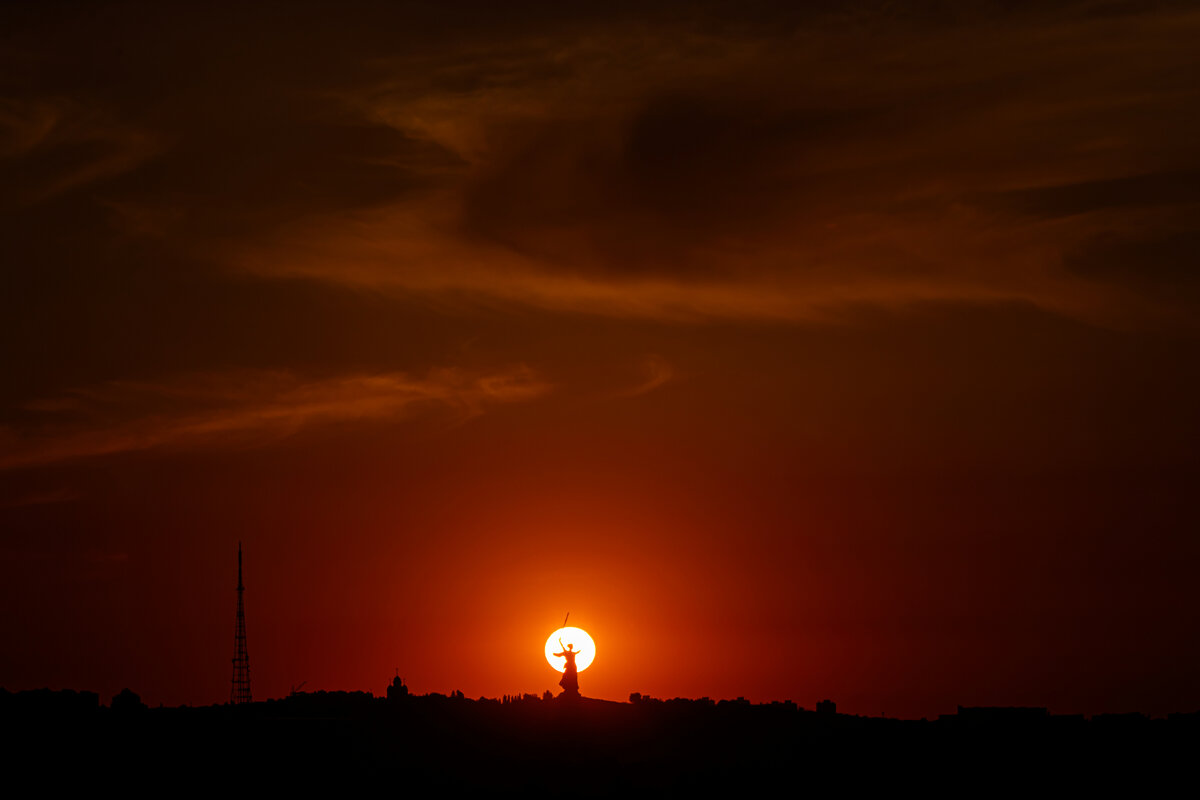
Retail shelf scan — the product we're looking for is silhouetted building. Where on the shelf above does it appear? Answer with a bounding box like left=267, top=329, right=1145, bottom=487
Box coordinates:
left=817, top=699, right=836, bottom=715
left=386, top=675, right=409, bottom=701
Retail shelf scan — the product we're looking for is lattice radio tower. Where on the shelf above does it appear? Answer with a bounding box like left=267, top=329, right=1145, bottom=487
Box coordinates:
left=230, top=542, right=252, bottom=704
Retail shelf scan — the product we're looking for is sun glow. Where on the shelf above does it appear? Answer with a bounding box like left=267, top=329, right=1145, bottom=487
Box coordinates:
left=544, top=627, right=595, bottom=672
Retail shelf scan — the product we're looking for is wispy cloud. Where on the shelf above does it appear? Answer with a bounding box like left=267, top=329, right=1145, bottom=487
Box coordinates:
left=0, top=366, right=550, bottom=471
left=0, top=487, right=79, bottom=509
left=7, top=4, right=1196, bottom=329
left=616, top=355, right=675, bottom=398
left=0, top=96, right=160, bottom=203
left=212, top=5, right=1200, bottom=328
left=227, top=196, right=1073, bottom=323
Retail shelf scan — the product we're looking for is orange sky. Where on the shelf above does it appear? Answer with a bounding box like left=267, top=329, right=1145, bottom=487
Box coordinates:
left=2, top=1, right=1199, bottom=718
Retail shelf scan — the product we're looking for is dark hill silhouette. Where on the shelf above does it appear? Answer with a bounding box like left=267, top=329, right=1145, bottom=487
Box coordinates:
left=4, top=685, right=1197, bottom=793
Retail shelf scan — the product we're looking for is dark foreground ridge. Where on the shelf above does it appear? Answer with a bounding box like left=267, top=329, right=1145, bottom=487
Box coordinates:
left=5, top=684, right=1198, bottom=793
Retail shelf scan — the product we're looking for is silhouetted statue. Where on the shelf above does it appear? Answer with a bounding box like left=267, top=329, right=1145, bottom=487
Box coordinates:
left=554, top=639, right=582, bottom=698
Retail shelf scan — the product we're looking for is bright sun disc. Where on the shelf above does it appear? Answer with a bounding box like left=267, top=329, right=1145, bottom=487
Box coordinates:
left=544, top=627, right=595, bottom=673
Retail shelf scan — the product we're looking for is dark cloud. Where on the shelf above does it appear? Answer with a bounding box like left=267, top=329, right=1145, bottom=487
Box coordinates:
left=5, top=1, right=1200, bottom=314
left=1066, top=228, right=1200, bottom=299
left=434, top=2, right=1200, bottom=300
left=973, top=170, right=1200, bottom=219
left=460, top=92, right=887, bottom=277
left=1, top=1, right=1197, bottom=411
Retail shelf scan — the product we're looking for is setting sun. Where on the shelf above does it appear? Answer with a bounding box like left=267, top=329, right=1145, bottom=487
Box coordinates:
left=545, top=627, right=595, bottom=673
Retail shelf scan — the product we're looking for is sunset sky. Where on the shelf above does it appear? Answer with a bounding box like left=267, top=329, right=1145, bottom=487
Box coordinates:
left=2, top=1, right=1198, bottom=718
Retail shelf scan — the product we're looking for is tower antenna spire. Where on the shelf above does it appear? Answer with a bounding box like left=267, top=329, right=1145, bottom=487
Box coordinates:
left=230, top=542, right=252, bottom=704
